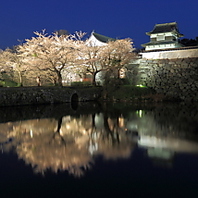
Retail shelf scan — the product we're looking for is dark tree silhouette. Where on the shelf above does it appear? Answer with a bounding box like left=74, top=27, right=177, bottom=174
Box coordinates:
left=180, top=37, right=198, bottom=46
left=55, top=29, right=69, bottom=36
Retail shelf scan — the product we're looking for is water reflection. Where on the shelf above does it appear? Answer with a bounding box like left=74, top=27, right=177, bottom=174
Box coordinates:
left=1, top=102, right=198, bottom=177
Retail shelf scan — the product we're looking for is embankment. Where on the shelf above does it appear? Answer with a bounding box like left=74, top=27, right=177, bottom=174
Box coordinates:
left=0, top=86, right=102, bottom=106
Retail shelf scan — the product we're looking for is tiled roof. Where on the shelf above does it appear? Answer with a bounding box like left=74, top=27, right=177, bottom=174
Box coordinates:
left=92, top=32, right=116, bottom=43
left=146, top=22, right=184, bottom=37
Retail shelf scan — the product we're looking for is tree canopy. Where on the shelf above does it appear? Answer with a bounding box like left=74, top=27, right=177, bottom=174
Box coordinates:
left=0, top=30, right=136, bottom=86
left=180, top=37, right=198, bottom=47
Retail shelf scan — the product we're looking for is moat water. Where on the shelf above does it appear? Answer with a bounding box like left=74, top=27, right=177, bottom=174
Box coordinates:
left=0, top=102, right=198, bottom=198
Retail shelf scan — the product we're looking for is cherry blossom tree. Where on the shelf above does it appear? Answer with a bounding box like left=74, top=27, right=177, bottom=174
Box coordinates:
left=77, top=43, right=105, bottom=85
left=0, top=49, right=13, bottom=81
left=18, top=31, right=85, bottom=86
left=100, top=38, right=135, bottom=79
left=12, top=29, right=135, bottom=86
left=0, top=48, right=29, bottom=86
left=78, top=38, right=135, bottom=85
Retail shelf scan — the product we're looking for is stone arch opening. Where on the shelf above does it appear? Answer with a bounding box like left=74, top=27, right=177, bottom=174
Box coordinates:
left=71, top=93, right=79, bottom=102
left=71, top=93, right=79, bottom=110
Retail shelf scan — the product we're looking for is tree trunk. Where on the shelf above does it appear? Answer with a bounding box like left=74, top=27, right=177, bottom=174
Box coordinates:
left=49, top=117, right=66, bottom=146
left=103, top=114, right=120, bottom=145
left=53, top=78, right=57, bottom=86
left=18, top=70, right=23, bottom=87
left=117, top=68, right=120, bottom=79
left=56, top=70, right=63, bottom=86
left=92, top=72, right=97, bottom=86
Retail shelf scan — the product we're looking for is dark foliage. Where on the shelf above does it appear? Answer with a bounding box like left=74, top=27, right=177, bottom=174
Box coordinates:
left=180, top=37, right=198, bottom=46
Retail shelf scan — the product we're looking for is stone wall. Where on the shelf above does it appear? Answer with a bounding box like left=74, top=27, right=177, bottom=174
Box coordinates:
left=137, top=57, right=198, bottom=101
left=0, top=86, right=102, bottom=106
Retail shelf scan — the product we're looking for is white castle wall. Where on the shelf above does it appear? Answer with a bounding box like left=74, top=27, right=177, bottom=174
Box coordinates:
left=141, top=47, right=198, bottom=59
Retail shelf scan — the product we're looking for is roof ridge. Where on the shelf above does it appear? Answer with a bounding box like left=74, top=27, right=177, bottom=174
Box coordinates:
left=155, top=22, right=177, bottom=26
left=92, top=32, right=116, bottom=43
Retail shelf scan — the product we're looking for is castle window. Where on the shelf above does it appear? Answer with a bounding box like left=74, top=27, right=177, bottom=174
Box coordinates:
left=157, top=35, right=165, bottom=41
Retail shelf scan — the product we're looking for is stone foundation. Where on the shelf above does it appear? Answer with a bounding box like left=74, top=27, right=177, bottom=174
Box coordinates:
left=0, top=86, right=102, bottom=106
left=138, top=57, right=198, bottom=101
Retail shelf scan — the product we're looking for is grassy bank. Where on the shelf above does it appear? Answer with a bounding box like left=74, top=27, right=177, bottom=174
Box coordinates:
left=101, top=85, right=166, bottom=102
left=0, top=79, right=174, bottom=103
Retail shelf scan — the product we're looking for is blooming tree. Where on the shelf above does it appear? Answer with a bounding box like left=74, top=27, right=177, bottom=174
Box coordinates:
left=0, top=48, right=29, bottom=86
left=99, top=38, right=135, bottom=78
left=0, top=49, right=13, bottom=79
left=78, top=38, right=135, bottom=85
left=18, top=31, right=85, bottom=86
left=3, top=30, right=135, bottom=87
left=77, top=43, right=106, bottom=85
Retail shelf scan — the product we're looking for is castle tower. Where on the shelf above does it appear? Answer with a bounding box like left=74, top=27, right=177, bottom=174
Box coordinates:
left=142, top=22, right=184, bottom=51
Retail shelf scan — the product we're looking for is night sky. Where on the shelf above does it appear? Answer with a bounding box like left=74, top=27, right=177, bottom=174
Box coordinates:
left=0, top=0, right=198, bottom=49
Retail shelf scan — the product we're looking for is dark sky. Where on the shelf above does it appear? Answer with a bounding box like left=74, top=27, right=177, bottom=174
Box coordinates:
left=0, top=0, right=198, bottom=49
